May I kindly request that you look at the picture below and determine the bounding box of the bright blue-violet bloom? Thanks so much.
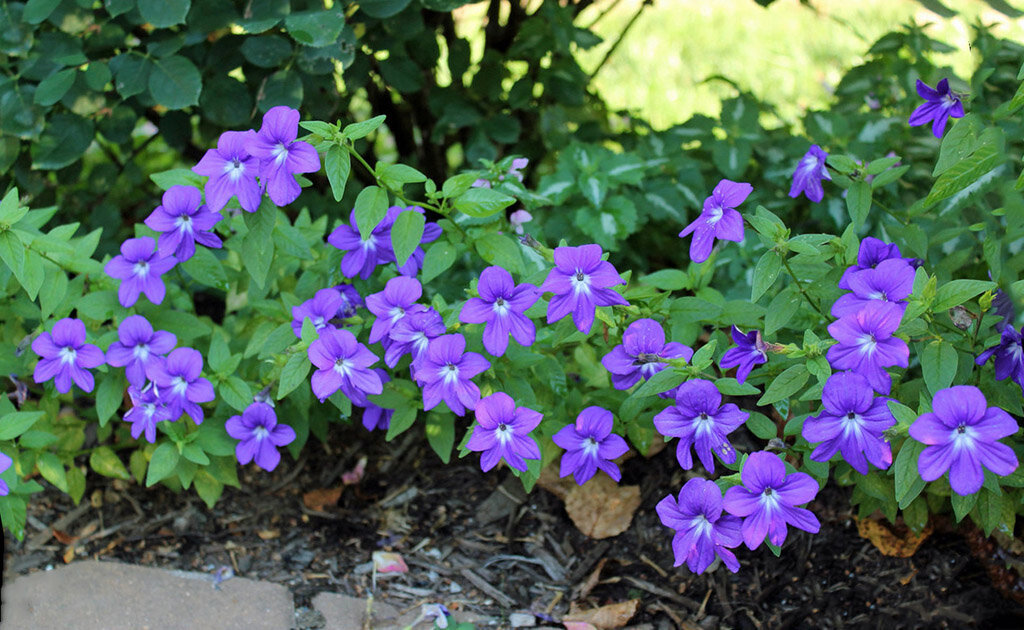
[788,145,831,203]
[335,284,363,319]
[465,392,542,472]
[124,384,172,443]
[414,333,490,416]
[975,325,1024,391]
[540,244,628,335]
[0,451,12,496]
[830,258,915,318]
[826,301,909,394]
[328,208,397,280]
[144,185,223,262]
[552,406,629,485]
[307,328,382,405]
[32,318,105,394]
[104,237,176,308]
[226,402,296,472]
[908,78,964,139]
[678,179,752,263]
[247,106,321,206]
[386,206,443,277]
[385,305,445,369]
[291,288,348,338]
[361,369,394,431]
[802,372,895,474]
[192,130,262,212]
[722,451,821,549]
[601,318,692,391]
[365,276,422,344]
[719,326,768,384]
[653,379,748,473]
[908,385,1018,496]
[148,348,215,424]
[838,237,914,290]
[657,478,743,574]
[459,266,539,357]
[106,315,177,388]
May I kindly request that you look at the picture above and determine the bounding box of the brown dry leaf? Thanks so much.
[62,546,76,563]
[303,487,342,511]
[564,475,641,539]
[52,529,77,545]
[856,516,932,558]
[536,464,576,500]
[257,529,281,540]
[577,558,607,599]
[564,599,639,629]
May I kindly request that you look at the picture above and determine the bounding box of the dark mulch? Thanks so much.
[5,423,1024,629]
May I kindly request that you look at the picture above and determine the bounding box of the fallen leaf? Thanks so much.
[303,487,342,511]
[856,516,932,558]
[373,551,408,574]
[536,465,576,500]
[257,529,280,540]
[576,558,607,599]
[52,529,77,545]
[62,546,76,564]
[564,599,639,629]
[563,475,641,539]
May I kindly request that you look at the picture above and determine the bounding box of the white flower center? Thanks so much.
[571,270,591,295]
[695,412,714,434]
[133,261,150,277]
[133,344,150,362]
[857,334,877,356]
[496,423,512,444]
[582,436,600,457]
[492,297,509,317]
[225,158,245,182]
[707,207,724,225]
[253,426,269,441]
[59,346,77,364]
[171,375,188,397]
[413,332,429,354]
[175,214,194,233]
[759,486,780,510]
[441,363,459,384]
[690,514,712,537]
[388,306,405,324]
[273,142,289,164]
[334,358,351,376]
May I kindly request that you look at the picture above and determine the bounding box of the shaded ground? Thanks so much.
[5,424,1024,629]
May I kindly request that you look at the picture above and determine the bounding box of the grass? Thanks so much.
[573,0,1024,129]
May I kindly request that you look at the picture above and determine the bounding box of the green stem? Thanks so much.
[781,254,827,320]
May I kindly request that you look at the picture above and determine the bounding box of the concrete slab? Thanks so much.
[1,560,294,630]
[312,592,495,629]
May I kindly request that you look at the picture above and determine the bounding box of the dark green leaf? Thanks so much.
[639,269,688,291]
[921,340,958,395]
[474,233,523,275]
[846,181,872,228]
[342,115,386,140]
[426,413,454,463]
[277,353,310,400]
[23,0,62,23]
[386,406,418,441]
[30,113,94,170]
[0,411,45,440]
[34,69,77,106]
[932,279,996,311]
[325,145,350,201]
[360,0,412,18]
[951,490,978,522]
[241,200,276,287]
[894,439,926,508]
[148,55,201,110]
[138,0,190,27]
[218,376,253,413]
[284,8,346,47]
[751,250,781,302]
[104,0,135,18]
[240,35,293,68]
[181,246,230,291]
[757,364,809,406]
[633,368,686,399]
[95,373,125,427]
[745,412,777,439]
[146,442,180,487]
[110,54,152,98]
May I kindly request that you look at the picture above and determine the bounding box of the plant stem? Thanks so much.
[781,255,827,320]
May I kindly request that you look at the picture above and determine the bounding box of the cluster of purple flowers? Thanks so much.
[328,206,442,279]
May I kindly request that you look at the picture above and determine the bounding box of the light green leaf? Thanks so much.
[421,240,457,284]
[0,411,45,440]
[426,413,455,464]
[474,233,523,275]
[146,442,180,487]
[90,446,131,480]
[751,250,781,302]
[277,353,311,400]
[353,186,389,241]
[342,115,386,140]
[757,364,809,406]
[325,145,350,202]
[846,181,872,228]
[390,209,426,267]
[920,340,957,395]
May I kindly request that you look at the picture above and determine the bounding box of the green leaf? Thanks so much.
[426,413,454,464]
[182,443,209,465]
[359,0,412,18]
[150,168,204,190]
[933,114,981,177]
[95,373,125,427]
[390,209,425,267]
[757,364,809,406]
[0,231,26,286]
[378,163,427,189]
[21,249,44,301]
[932,279,996,311]
[639,269,688,291]
[90,446,131,480]
[277,353,311,400]
[745,412,776,440]
[951,490,977,523]
[751,250,781,302]
[0,495,28,541]
[342,115,386,140]
[284,8,346,46]
[846,181,872,228]
[105,0,135,18]
[66,466,85,505]
[138,0,190,27]
[353,186,389,241]
[111,53,152,98]
[38,265,68,319]
[765,287,800,336]
[0,411,45,440]
[36,452,68,493]
[146,442,180,487]
[920,340,957,395]
[242,201,276,287]
[193,470,223,508]
[453,188,515,218]
[23,0,62,23]
[924,135,1004,209]
[30,113,94,170]
[386,406,418,441]
[421,239,457,284]
[325,145,350,202]
[218,376,253,412]
[714,377,760,396]
[894,439,926,508]
[33,69,77,106]
[240,35,293,68]
[474,233,523,275]
[148,55,202,110]
[181,246,230,291]
[633,368,686,399]
[0,188,24,224]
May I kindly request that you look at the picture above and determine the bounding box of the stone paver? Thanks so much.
[2,560,294,630]
[312,592,495,629]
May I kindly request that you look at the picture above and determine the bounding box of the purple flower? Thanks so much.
[838,237,912,290]
[460,266,539,357]
[975,325,1024,390]
[830,258,915,318]
[307,328,382,405]
[105,315,177,388]
[719,326,769,384]
[723,451,821,549]
[327,208,396,280]
[291,288,346,338]
[552,406,629,485]
[465,392,542,472]
[657,478,743,574]
[31,318,105,394]
[226,402,296,471]
[414,333,490,416]
[124,384,172,443]
[365,276,422,344]
[509,209,532,235]
[909,78,965,139]
[0,451,12,496]
[386,206,443,277]
[678,179,752,263]
[148,348,216,424]
[247,106,321,206]
[826,301,909,394]
[144,185,223,261]
[540,244,629,335]
[361,369,394,431]
[385,305,445,369]
[336,284,363,318]
[601,318,693,391]
[909,385,1018,496]
[104,237,177,308]
[802,372,895,474]
[788,145,831,203]
[192,130,262,212]
[654,379,748,472]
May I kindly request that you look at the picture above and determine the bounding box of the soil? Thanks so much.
[4,423,1024,630]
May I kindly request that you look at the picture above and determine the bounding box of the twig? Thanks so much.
[460,568,516,607]
[589,0,652,80]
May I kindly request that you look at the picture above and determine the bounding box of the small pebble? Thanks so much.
[509,612,536,627]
